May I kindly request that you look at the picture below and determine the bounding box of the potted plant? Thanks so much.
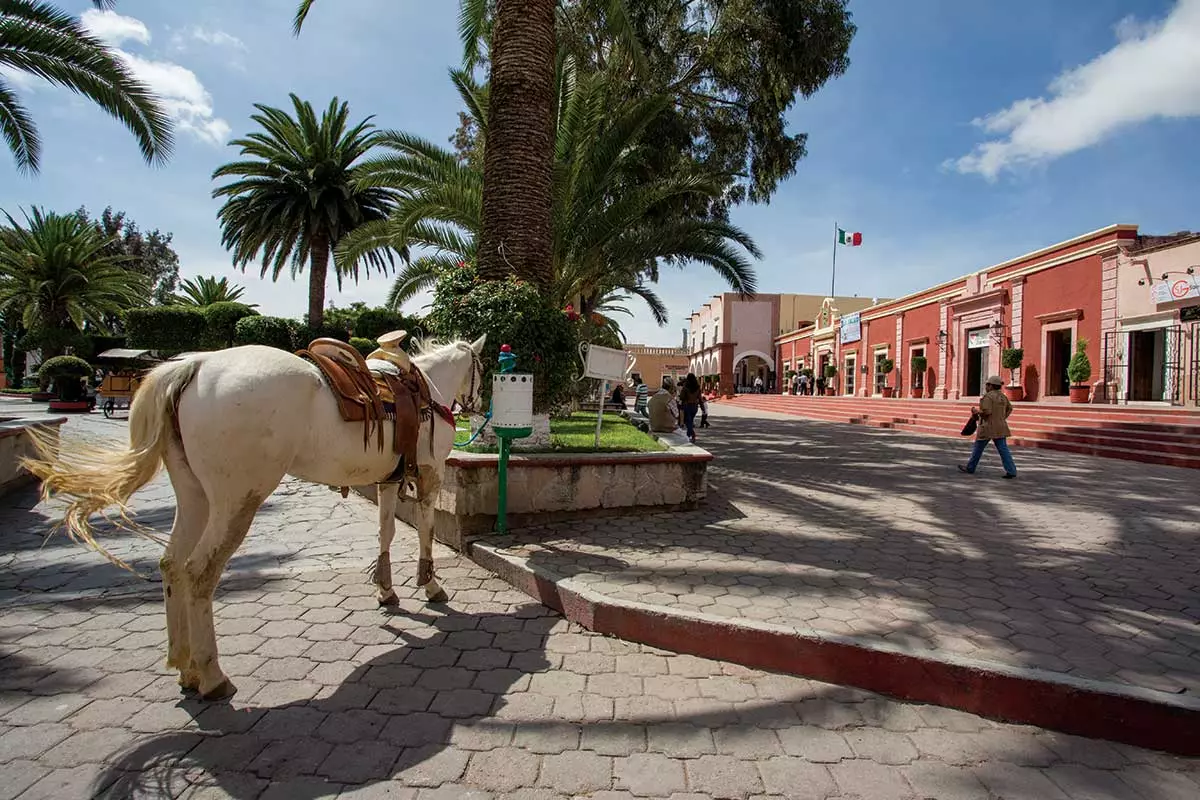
[1067,338,1091,403]
[880,358,895,397]
[38,355,93,413]
[824,364,838,396]
[910,355,927,398]
[1001,347,1024,401]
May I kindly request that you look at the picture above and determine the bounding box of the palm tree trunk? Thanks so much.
[308,231,330,329]
[477,0,556,288]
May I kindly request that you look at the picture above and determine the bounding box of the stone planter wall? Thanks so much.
[0,416,66,495]
[358,433,711,550]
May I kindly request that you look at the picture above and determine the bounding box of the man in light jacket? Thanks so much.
[958,375,1017,478]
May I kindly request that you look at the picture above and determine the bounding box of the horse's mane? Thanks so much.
[411,337,472,361]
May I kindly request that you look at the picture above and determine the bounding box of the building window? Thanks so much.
[844,355,856,395]
[910,346,926,390]
[874,349,889,395]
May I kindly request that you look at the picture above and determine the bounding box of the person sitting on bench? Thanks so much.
[647,377,680,433]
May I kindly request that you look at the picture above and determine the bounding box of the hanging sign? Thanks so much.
[839,312,861,344]
[1151,277,1200,305]
[967,329,990,349]
[491,374,533,429]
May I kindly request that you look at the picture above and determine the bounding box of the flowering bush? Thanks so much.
[428,264,578,412]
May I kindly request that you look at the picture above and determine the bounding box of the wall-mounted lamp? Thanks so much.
[989,320,1006,346]
[1138,279,1146,286]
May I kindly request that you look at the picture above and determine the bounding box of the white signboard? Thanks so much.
[1151,277,1200,305]
[967,328,990,349]
[491,374,533,429]
[583,344,632,383]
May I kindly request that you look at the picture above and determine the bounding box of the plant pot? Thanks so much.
[48,399,91,413]
[881,387,894,398]
[1069,385,1090,403]
[911,386,924,399]
[1003,385,1024,402]
[825,387,835,396]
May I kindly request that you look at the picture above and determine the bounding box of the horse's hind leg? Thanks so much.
[372,482,400,606]
[415,470,448,604]
[184,488,274,700]
[161,439,208,692]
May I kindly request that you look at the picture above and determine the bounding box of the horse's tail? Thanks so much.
[22,357,202,568]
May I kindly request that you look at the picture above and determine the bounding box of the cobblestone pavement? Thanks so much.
[489,404,1200,697]
[1,407,1199,799]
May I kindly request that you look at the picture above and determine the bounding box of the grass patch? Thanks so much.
[455,412,666,454]
[0,388,38,395]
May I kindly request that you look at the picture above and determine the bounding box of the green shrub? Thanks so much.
[353,308,424,342]
[38,355,92,398]
[234,316,294,351]
[17,326,87,355]
[1067,338,1091,385]
[427,265,578,413]
[202,302,259,349]
[291,320,350,349]
[1001,347,1024,371]
[880,358,894,374]
[125,307,208,354]
[910,355,928,374]
[824,364,838,378]
[350,337,378,357]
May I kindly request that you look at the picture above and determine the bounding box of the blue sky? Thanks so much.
[2,0,1198,347]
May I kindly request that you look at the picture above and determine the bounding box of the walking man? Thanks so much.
[958,375,1017,479]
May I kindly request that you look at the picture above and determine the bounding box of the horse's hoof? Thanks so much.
[378,591,399,607]
[200,679,237,701]
[427,589,449,604]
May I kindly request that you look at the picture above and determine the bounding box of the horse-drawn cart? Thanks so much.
[94,349,160,418]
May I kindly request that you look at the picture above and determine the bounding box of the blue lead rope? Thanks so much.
[453,404,493,448]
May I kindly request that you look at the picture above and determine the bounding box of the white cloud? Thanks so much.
[80,8,150,47]
[951,0,1200,179]
[78,10,230,147]
[190,28,247,51]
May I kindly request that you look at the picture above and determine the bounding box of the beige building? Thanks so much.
[625,344,690,388]
[687,293,885,394]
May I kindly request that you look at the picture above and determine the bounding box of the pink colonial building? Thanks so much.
[774,224,1200,406]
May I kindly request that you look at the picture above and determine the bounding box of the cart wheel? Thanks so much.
[103,399,115,418]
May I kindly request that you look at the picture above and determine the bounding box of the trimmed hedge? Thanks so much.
[292,321,350,348]
[126,307,208,354]
[202,302,259,349]
[234,316,294,351]
[349,337,378,357]
[39,355,92,398]
[353,308,423,342]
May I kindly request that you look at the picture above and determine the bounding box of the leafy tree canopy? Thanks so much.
[554,0,856,216]
[75,206,180,307]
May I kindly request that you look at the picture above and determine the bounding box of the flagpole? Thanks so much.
[831,221,838,297]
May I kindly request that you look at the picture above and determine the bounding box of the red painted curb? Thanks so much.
[469,542,1200,756]
[447,452,713,469]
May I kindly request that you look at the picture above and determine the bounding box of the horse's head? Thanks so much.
[454,335,487,413]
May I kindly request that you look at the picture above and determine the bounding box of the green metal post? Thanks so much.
[496,435,511,533]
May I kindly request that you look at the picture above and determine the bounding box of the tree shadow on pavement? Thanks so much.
[509,415,1200,695]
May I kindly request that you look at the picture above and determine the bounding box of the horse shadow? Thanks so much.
[93,602,555,799]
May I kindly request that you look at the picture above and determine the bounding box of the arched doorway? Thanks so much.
[734,350,775,393]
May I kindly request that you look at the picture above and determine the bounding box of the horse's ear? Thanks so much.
[471,334,487,354]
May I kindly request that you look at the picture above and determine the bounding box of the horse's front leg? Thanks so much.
[372,482,400,606]
[415,470,448,603]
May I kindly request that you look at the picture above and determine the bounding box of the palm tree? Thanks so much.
[0,207,147,357]
[0,0,173,174]
[340,62,759,337]
[211,94,396,329]
[172,275,254,307]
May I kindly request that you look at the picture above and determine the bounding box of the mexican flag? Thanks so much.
[838,228,862,246]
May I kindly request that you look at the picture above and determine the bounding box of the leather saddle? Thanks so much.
[295,338,432,483]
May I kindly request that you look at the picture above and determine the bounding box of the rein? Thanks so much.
[452,348,492,448]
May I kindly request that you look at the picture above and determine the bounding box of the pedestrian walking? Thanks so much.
[958,375,1017,478]
[633,375,650,416]
[679,373,703,443]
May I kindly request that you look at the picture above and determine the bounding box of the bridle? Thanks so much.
[454,346,486,415]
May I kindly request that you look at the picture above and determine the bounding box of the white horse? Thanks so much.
[25,336,485,700]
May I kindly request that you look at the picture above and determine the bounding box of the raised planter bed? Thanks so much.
[0,416,66,495]
[48,400,91,413]
[358,432,711,550]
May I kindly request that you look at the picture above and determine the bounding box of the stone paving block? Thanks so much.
[775,728,852,763]
[613,753,687,797]
[685,754,763,798]
[0,759,49,800]
[394,744,470,787]
[756,758,836,798]
[250,737,335,780]
[538,750,611,794]
[646,723,716,758]
[464,748,541,792]
[0,722,72,760]
[317,741,399,784]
